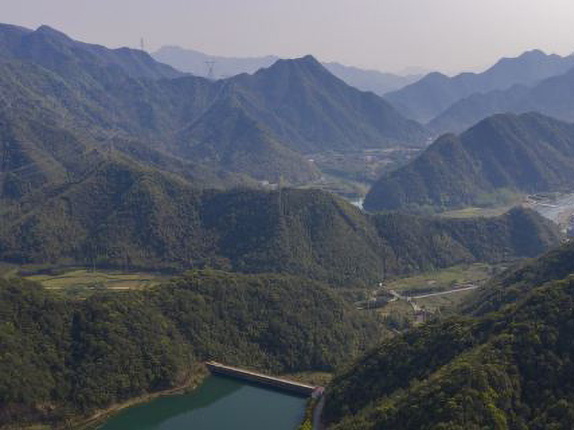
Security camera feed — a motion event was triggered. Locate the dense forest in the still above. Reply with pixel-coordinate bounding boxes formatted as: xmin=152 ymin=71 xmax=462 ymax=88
xmin=2 ymin=20 xmax=574 ymax=430
xmin=365 ymin=113 xmax=574 ymax=213
xmin=0 ymin=158 xmax=560 ymax=286
xmin=323 ymin=239 xmax=574 ymax=430
xmin=465 ymin=239 xmax=574 ymax=316
xmin=0 ymin=270 xmax=380 ymax=427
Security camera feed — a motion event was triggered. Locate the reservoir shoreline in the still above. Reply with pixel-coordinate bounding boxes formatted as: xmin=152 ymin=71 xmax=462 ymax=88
xmin=97 ymin=374 xmax=309 ymax=430
xmin=78 ymin=365 xmax=209 ymax=430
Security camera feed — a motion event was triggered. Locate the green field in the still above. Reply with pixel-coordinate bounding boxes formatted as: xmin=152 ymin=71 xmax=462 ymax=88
xmin=384 ymin=263 xmax=496 ymax=294
xmin=23 ymin=269 xmax=169 ymax=298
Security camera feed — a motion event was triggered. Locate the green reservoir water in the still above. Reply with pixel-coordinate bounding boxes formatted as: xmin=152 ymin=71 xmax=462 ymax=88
xmin=98 ymin=375 xmax=308 ymax=430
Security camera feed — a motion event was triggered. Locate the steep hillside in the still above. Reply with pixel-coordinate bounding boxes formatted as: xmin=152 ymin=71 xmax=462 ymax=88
xmin=0 ymin=271 xmax=380 ymax=426
xmin=386 ymin=50 xmax=574 ymax=123
xmin=0 ymin=23 xmax=183 ymax=80
xmin=324 ymin=242 xmax=574 ymax=430
xmin=466 ymin=239 xmax=574 ymax=316
xmin=227 ymin=55 xmax=429 ymax=152
xmin=365 ymin=113 xmax=574 ymax=212
xmin=430 ymin=66 xmax=574 ymax=134
xmin=0 ymin=158 xmax=560 ymax=285
xmin=0 ymin=24 xmax=427 ymax=187
xmin=177 ymin=94 xmax=319 ymax=182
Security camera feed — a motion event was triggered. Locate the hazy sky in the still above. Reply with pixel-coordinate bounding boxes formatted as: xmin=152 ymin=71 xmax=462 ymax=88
xmin=3 ymin=0 xmax=574 ymax=74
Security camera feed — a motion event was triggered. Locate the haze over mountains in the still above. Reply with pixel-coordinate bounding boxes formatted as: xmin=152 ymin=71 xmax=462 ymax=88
xmin=430 ymin=65 xmax=574 ymax=133
xmin=386 ymin=49 xmax=574 ymax=125
xmin=153 ymin=45 xmax=422 ymax=95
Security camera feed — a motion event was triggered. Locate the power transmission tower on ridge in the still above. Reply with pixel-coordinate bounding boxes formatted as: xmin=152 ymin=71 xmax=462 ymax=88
xmin=205 ymin=61 xmax=216 ymax=80
xmin=140 ymin=38 xmax=145 ymax=52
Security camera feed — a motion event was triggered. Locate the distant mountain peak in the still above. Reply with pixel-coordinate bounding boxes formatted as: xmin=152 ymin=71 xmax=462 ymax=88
xmin=298 ymin=54 xmax=321 ymax=64
xmin=387 ymin=48 xmax=574 ymax=123
xmin=34 ymin=24 xmax=72 ymax=41
xmin=493 ymin=49 xmax=548 ymax=66
xmin=520 ymin=49 xmax=547 ymax=58
xmin=251 ymin=54 xmax=331 ymax=82
xmin=424 ymin=71 xmax=449 ymax=81
xmin=268 ymin=54 xmax=323 ymax=69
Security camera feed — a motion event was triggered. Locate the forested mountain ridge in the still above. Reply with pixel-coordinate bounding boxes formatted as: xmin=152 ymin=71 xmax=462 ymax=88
xmin=0 ymin=271 xmax=381 ymax=426
xmin=0 ymin=155 xmax=561 ymax=286
xmin=465 ymin=238 xmax=574 ymax=316
xmin=222 ymin=55 xmax=429 ymax=152
xmin=430 ymin=66 xmax=574 ymax=134
xmin=324 ymin=239 xmax=574 ymax=430
xmin=0 ymin=23 xmax=427 ymax=189
xmin=365 ymin=113 xmax=574 ymax=212
xmin=386 ymin=49 xmax=574 ymax=123
xmin=0 ymin=23 xmax=183 ymax=79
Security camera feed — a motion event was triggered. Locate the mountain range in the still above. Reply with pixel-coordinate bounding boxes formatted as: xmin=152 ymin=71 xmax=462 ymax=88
xmin=430 ymin=65 xmax=574 ymax=133
xmin=386 ymin=49 xmax=574 ymax=124
xmin=0 ymin=23 xmax=428 ymax=190
xmin=0 ymin=154 xmax=560 ymax=286
xmin=0 ymin=23 xmax=183 ymax=79
xmin=152 ymin=45 xmax=422 ymax=94
xmin=364 ymin=113 xmax=574 ymax=213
